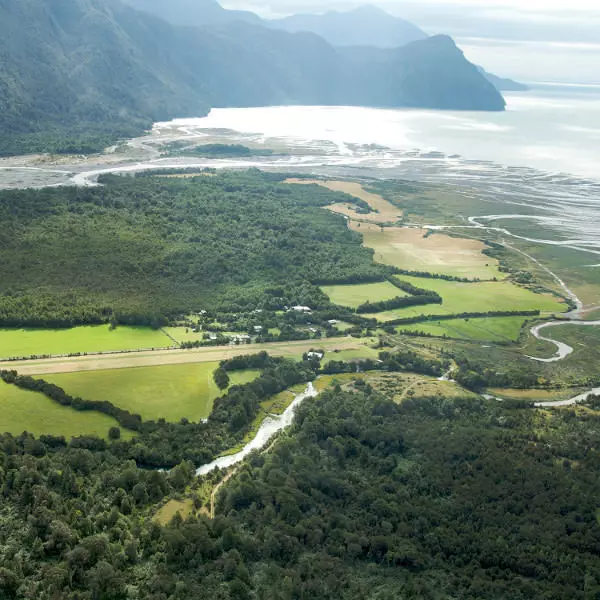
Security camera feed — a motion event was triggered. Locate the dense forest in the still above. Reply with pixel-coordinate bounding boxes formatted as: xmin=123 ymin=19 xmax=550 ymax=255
xmin=1 ymin=383 xmax=600 ymax=598
xmin=0 ymin=171 xmax=390 ymax=327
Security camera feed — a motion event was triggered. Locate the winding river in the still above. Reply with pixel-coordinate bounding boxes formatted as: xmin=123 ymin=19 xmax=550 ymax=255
xmin=196 ymin=383 xmax=317 ymax=476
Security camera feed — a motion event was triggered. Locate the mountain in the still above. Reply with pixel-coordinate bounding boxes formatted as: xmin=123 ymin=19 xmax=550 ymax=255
xmin=270 ymin=4 xmax=428 ymax=48
xmin=477 ymin=67 xmax=529 ymax=92
xmin=0 ymin=0 xmax=505 ymax=156
xmin=121 ymin=0 xmax=262 ymax=26
xmin=269 ymin=5 xmax=527 ymax=92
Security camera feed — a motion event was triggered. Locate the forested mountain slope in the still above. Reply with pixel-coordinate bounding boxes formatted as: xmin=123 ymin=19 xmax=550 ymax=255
xmin=0 ymin=0 xmax=505 ymax=155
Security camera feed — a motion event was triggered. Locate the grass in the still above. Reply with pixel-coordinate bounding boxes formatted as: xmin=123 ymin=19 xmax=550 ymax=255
xmin=163 ymin=327 xmax=202 ymax=344
xmin=325 ymin=347 xmax=381 ymax=362
xmin=0 ymin=380 xmax=132 ymax=440
xmin=398 ymin=316 xmax=530 ymax=342
xmin=45 ymin=363 xmax=260 ymax=423
xmin=261 ymin=390 xmax=296 ymax=416
xmin=351 ymin=223 xmax=503 ymax=280
xmin=154 ymin=499 xmax=195 ymax=526
xmin=0 ymin=325 xmax=174 ymax=359
xmin=321 ymin=281 xmax=407 ymax=309
xmin=285 ymin=179 xmax=403 ymax=223
xmin=370 ymin=275 xmax=566 ymax=322
xmin=365 ymin=372 xmax=477 ymax=402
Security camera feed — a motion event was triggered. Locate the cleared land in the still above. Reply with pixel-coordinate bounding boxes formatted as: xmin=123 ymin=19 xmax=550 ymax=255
xmin=0 ymin=338 xmax=364 ymax=376
xmin=0 ymin=325 xmax=174 ymax=359
xmin=370 ymin=275 xmax=566 ymax=322
xmin=154 ymin=499 xmax=195 ymax=526
xmin=284 ymin=179 xmax=403 ymax=223
xmin=45 ymin=363 xmax=259 ymax=423
xmin=350 ymin=223 xmax=503 ymax=280
xmin=0 ymin=380 xmax=129 ymax=439
xmin=313 ymin=372 xmax=475 ymax=401
xmin=398 ymin=316 xmax=529 ymax=343
xmin=321 ymin=281 xmax=406 ymax=309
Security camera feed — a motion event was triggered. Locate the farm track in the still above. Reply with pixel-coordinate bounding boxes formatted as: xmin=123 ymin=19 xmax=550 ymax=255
xmin=0 ymin=339 xmax=361 ymax=376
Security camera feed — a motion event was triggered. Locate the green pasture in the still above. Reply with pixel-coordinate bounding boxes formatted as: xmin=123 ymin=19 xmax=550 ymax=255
xmin=321 ymin=281 xmax=407 ymax=308
xmin=370 ymin=275 xmax=566 ymax=322
xmin=0 ymin=325 xmax=175 ymax=359
xmin=0 ymin=380 xmax=131 ymax=440
xmin=325 ymin=347 xmax=381 ymax=362
xmin=398 ymin=316 xmax=530 ymax=342
xmin=46 ymin=363 xmax=260 ymax=423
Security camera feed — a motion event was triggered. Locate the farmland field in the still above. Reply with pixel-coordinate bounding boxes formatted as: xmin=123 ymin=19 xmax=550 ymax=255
xmin=370 ymin=275 xmax=566 ymax=322
xmin=285 ymin=179 xmax=403 ymax=223
xmin=398 ymin=316 xmax=530 ymax=342
xmin=0 ymin=325 xmax=175 ymax=359
xmin=45 ymin=363 xmax=260 ymax=423
xmin=0 ymin=380 xmax=131 ymax=439
xmin=321 ymin=281 xmax=407 ymax=308
xmin=351 ymin=223 xmax=503 ymax=280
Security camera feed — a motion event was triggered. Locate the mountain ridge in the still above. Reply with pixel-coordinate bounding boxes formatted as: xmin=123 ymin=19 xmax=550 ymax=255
xmin=0 ymin=0 xmax=505 ymax=156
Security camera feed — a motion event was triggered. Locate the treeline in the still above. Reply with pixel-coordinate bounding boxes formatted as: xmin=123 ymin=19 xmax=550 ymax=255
xmin=386 ymin=309 xmax=540 ymax=327
xmin=321 ymin=349 xmax=449 ymax=378
xmin=393 ymin=267 xmax=477 ymax=282
xmin=220 ymin=351 xmax=277 ymax=372
xmin=0 ymin=370 xmax=144 ymax=431
xmin=163 ymin=142 xmax=275 ymax=158
xmin=356 ymin=293 xmax=441 ymax=314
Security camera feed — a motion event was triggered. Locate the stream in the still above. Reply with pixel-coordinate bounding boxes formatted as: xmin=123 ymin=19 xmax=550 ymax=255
xmin=196 ymin=383 xmax=317 ymax=476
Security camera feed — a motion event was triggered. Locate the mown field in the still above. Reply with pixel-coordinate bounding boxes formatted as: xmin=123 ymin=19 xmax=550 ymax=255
xmin=351 ymin=223 xmax=503 ymax=280
xmin=321 ymin=281 xmax=406 ymax=308
xmin=398 ymin=316 xmax=530 ymax=342
xmin=45 ymin=363 xmax=260 ymax=423
xmin=0 ymin=325 xmax=175 ymax=359
xmin=0 ymin=380 xmax=132 ymax=439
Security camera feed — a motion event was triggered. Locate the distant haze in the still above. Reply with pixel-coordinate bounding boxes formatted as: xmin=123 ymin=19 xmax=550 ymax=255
xmin=222 ymin=0 xmax=600 ymax=83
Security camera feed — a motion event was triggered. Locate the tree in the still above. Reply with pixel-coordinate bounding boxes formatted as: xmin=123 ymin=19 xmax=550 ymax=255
xmin=108 ymin=427 xmax=121 ymax=440
xmin=214 ymin=367 xmax=230 ymax=390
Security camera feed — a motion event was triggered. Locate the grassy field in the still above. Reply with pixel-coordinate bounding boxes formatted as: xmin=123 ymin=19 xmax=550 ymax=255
xmin=351 ymin=223 xmax=503 ymax=280
xmin=0 ymin=325 xmax=175 ymax=359
xmin=371 ymin=275 xmax=566 ymax=322
xmin=398 ymin=316 xmax=530 ymax=342
xmin=285 ymin=179 xmax=403 ymax=224
xmin=321 ymin=281 xmax=407 ymax=308
xmin=154 ymin=499 xmax=195 ymax=526
xmin=324 ymin=347 xmax=381 ymax=362
xmin=45 ymin=363 xmax=260 ymax=423
xmin=0 ymin=380 xmax=131 ymax=439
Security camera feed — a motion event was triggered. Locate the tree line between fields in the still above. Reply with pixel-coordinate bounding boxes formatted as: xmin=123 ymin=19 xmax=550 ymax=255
xmin=1 ymin=380 xmax=600 ymax=598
